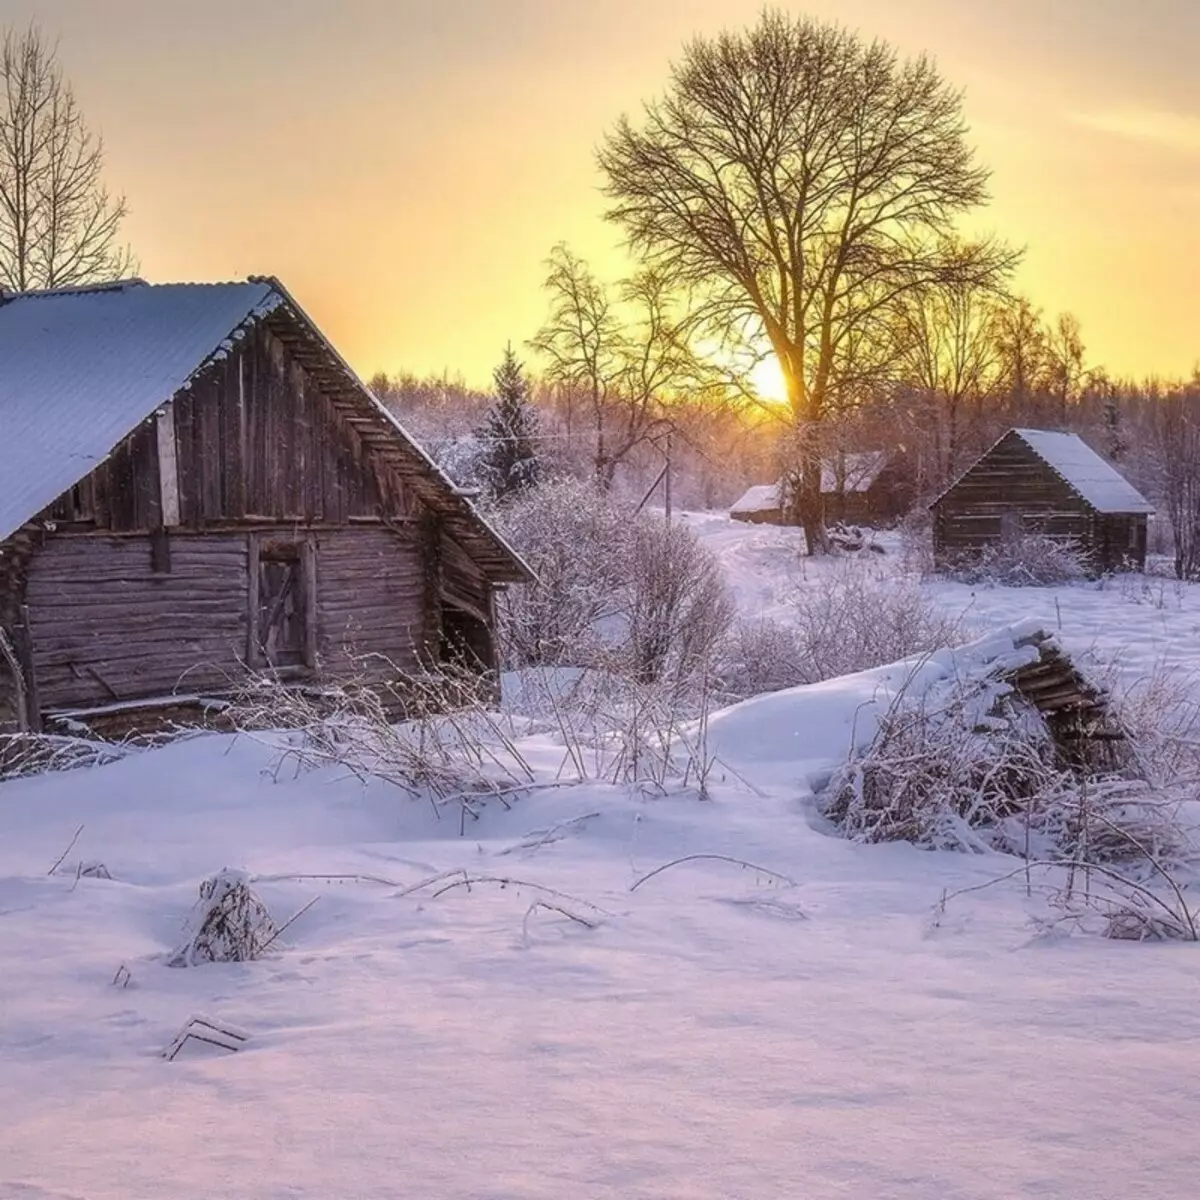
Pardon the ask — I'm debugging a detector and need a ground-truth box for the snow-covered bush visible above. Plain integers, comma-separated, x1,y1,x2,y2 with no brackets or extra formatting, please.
946,533,1089,587
717,568,964,700
716,616,810,699
490,478,631,667
168,869,278,968
492,479,733,687
793,569,965,683
627,521,732,686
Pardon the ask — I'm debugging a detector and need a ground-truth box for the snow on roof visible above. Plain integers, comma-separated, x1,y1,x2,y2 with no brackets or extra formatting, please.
820,450,887,494
730,482,782,515
1012,429,1154,515
0,279,280,542
731,452,889,515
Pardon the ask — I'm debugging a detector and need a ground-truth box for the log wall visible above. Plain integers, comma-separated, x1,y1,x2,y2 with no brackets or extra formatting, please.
25,533,250,709
933,433,1100,569
23,524,431,712
315,526,426,679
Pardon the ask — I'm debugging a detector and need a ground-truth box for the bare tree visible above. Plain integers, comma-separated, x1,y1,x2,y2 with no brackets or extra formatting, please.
0,25,133,292
531,244,697,488
992,296,1049,423
599,10,1014,551
1153,381,1200,580
900,252,1004,480
1046,312,1087,425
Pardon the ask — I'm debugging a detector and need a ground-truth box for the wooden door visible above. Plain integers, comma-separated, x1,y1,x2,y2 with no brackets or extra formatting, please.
251,539,310,670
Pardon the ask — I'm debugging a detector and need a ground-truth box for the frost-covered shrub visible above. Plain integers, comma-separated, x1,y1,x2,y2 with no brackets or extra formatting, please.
717,616,810,699
492,479,733,686
947,533,1089,587
791,569,964,684
168,869,278,968
717,569,963,700
627,521,733,686
490,478,632,667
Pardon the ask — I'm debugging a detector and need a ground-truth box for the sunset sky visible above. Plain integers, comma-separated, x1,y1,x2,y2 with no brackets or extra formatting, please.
6,0,1199,386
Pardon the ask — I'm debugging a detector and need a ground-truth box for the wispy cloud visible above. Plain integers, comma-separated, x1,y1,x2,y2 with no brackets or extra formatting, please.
1072,108,1200,153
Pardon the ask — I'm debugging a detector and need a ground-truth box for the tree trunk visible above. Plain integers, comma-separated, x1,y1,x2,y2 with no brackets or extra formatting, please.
786,371,829,555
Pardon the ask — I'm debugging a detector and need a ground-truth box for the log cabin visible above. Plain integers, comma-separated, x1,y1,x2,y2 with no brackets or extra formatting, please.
0,277,532,733
729,450,912,528
930,428,1154,575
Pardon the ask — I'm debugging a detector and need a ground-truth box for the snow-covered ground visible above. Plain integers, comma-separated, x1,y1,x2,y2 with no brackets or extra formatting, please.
4,515,1200,1199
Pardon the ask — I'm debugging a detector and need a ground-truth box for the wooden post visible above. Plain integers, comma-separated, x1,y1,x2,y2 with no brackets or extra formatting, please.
13,606,41,733
156,403,181,527
0,625,28,732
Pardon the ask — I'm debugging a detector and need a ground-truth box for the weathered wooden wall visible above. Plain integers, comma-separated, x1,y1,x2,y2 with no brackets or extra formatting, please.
45,323,412,532
25,533,250,709
21,524,433,712
316,526,426,679
933,434,1098,568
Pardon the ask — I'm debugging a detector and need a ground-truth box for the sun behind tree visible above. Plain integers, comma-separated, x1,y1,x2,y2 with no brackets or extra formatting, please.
599,8,1015,552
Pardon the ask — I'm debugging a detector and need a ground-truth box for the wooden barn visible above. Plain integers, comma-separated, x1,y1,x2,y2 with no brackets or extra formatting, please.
0,277,532,733
931,428,1154,575
729,450,912,528
820,450,913,527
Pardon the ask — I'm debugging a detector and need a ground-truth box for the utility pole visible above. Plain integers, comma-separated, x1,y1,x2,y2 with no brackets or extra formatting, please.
663,430,673,525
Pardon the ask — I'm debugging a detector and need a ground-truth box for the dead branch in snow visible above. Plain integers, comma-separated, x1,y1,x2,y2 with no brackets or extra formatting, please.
497,811,602,856
522,900,603,944
629,854,796,892
47,823,84,876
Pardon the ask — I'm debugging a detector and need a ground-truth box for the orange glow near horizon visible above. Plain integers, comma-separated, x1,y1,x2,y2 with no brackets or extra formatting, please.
5,0,1197,389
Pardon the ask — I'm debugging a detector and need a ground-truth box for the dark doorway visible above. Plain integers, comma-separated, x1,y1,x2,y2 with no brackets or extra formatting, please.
252,540,310,670
440,604,494,672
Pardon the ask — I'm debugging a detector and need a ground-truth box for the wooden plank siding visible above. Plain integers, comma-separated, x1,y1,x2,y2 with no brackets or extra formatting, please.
932,431,1147,575
25,533,250,709
315,527,426,679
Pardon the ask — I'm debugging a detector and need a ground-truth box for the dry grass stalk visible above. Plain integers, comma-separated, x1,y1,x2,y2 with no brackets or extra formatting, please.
168,869,279,968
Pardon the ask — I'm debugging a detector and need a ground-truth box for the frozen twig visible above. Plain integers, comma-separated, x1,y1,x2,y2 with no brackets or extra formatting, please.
47,824,84,876
630,854,796,892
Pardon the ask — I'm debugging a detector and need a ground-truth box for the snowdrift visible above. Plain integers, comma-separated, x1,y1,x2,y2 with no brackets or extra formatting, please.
704,617,1045,786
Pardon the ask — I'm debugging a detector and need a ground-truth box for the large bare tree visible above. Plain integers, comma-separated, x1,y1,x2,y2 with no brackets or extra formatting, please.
0,25,132,292
599,10,1013,550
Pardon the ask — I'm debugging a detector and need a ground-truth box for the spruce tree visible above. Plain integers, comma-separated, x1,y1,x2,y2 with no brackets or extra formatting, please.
479,345,540,499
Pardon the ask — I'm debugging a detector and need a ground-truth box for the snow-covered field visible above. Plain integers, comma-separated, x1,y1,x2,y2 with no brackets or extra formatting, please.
4,516,1200,1200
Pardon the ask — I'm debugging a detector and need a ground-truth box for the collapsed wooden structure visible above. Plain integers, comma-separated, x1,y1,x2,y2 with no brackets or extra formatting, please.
0,277,532,733
1005,627,1129,770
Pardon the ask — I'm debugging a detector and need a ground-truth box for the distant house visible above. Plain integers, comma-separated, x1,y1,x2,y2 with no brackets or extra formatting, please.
0,277,532,733
730,450,912,527
730,482,785,525
930,428,1154,575
820,450,913,527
